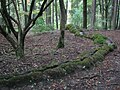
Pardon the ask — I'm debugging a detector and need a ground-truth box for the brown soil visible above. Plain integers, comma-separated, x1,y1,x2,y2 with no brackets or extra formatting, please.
0,30,120,90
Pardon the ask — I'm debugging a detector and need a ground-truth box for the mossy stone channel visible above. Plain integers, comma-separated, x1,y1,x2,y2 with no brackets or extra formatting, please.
0,24,117,87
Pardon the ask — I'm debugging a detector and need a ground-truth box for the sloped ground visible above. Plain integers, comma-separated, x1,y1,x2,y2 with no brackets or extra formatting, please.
0,30,120,90
0,31,94,76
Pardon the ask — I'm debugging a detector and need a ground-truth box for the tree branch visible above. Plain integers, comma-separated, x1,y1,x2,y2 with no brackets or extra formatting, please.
0,25,17,49
0,2,18,39
43,0,54,12
11,0,22,31
28,0,36,21
24,0,47,34
9,16,19,25
24,0,54,36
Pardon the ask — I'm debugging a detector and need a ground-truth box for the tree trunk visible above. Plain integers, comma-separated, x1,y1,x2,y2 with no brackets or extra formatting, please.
16,42,24,59
101,0,105,29
52,1,54,28
111,0,118,29
91,0,96,29
55,0,58,29
57,0,67,48
66,0,68,23
105,0,108,29
116,0,120,29
24,0,28,26
83,0,87,29
46,1,51,25
57,30,65,48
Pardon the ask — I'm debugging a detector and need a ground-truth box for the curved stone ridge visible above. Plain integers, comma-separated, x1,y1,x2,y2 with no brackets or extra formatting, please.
0,25,117,86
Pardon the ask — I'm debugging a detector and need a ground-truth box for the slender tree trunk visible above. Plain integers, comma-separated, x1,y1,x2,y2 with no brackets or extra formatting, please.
116,0,120,29
55,0,58,29
83,0,87,29
57,0,67,48
52,1,54,28
46,1,51,25
66,0,68,23
111,0,118,29
105,0,108,29
25,0,28,26
91,0,96,29
16,36,24,58
101,0,105,29
109,0,114,29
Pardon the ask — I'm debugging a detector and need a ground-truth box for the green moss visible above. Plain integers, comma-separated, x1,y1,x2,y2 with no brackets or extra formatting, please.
79,49,96,60
108,44,116,51
43,67,66,78
101,45,110,52
60,62,78,74
75,31,80,36
80,58,92,68
94,37,106,44
69,28,77,34
96,49,108,56
92,33,107,44
0,72,43,86
84,34,93,39
92,33,107,40
65,24,73,30
92,52,104,62
65,24,83,35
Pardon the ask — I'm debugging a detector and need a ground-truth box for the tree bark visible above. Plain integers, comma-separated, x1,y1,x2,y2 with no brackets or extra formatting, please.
91,0,96,29
55,0,58,29
46,1,51,25
111,0,118,29
52,1,54,28
57,0,67,48
83,0,87,29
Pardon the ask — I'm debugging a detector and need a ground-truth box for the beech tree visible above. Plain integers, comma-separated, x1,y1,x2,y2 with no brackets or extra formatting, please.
0,0,54,59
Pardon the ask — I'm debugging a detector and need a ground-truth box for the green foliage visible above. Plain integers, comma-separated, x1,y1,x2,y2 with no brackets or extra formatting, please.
70,6,83,26
92,33,107,44
32,17,54,33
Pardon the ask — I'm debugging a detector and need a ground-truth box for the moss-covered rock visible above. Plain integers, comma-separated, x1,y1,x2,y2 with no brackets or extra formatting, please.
79,49,97,60
92,33,107,40
92,33,107,44
96,49,108,56
65,24,83,35
108,44,116,51
0,72,43,86
80,58,93,68
59,62,78,74
65,24,73,30
92,51,104,62
101,45,110,52
43,67,66,78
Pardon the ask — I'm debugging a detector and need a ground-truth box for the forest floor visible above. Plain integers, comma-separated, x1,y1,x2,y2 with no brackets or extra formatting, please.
0,30,120,90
